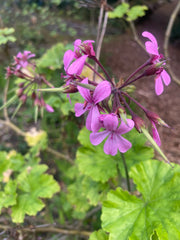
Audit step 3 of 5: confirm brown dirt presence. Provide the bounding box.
[103,1,180,163]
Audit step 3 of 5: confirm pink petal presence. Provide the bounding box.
[142,31,158,47]
[90,130,109,146]
[45,104,54,113]
[103,114,119,131]
[27,53,35,59]
[151,122,161,146]
[93,81,111,104]
[63,50,75,71]
[86,107,93,131]
[17,52,23,58]
[74,39,82,52]
[118,119,134,134]
[91,105,101,132]
[145,42,159,56]
[104,133,118,156]
[155,75,164,95]
[116,135,132,153]
[24,50,31,55]
[74,103,87,117]
[83,40,95,44]
[161,70,171,86]
[77,78,92,102]
[67,55,88,75]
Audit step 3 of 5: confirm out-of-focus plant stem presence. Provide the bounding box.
[0,224,91,237]
[164,0,180,86]
[0,118,74,164]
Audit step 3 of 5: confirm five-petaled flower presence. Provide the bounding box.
[90,114,134,155]
[74,78,111,132]
[142,31,171,95]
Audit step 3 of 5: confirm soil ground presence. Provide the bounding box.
[103,0,180,163]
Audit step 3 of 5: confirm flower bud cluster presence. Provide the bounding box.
[6,51,54,113]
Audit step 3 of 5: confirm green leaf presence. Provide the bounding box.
[67,175,90,217]
[0,152,10,181]
[37,43,68,69]
[11,165,60,223]
[102,160,180,240]
[82,176,109,205]
[89,229,109,240]
[127,5,148,21]
[11,194,44,223]
[108,3,129,19]
[76,128,117,182]
[0,180,17,212]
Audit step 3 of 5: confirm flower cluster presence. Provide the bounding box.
[6,51,54,113]
[61,31,171,155]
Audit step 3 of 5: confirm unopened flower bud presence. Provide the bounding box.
[34,97,41,106]
[20,94,27,104]
[18,82,25,88]
[145,110,169,127]
[143,65,163,76]
[132,115,145,133]
[16,88,24,97]
[63,84,78,93]
[31,92,36,99]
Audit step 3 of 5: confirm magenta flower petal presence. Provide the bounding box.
[142,31,158,48]
[93,81,111,104]
[104,134,118,156]
[151,121,161,146]
[155,75,164,95]
[74,103,87,117]
[118,119,134,134]
[86,107,93,131]
[145,41,159,56]
[117,135,132,153]
[24,50,31,55]
[77,78,91,102]
[63,50,75,71]
[67,55,88,75]
[74,39,82,52]
[103,114,119,131]
[161,70,171,86]
[17,52,23,58]
[45,104,54,113]
[90,130,109,146]
[83,40,95,44]
[90,105,101,132]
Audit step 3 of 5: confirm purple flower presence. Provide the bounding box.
[74,78,111,132]
[142,31,171,95]
[74,39,95,57]
[14,50,35,70]
[90,114,134,155]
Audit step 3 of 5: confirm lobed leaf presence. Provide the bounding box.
[108,3,129,19]
[102,160,180,240]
